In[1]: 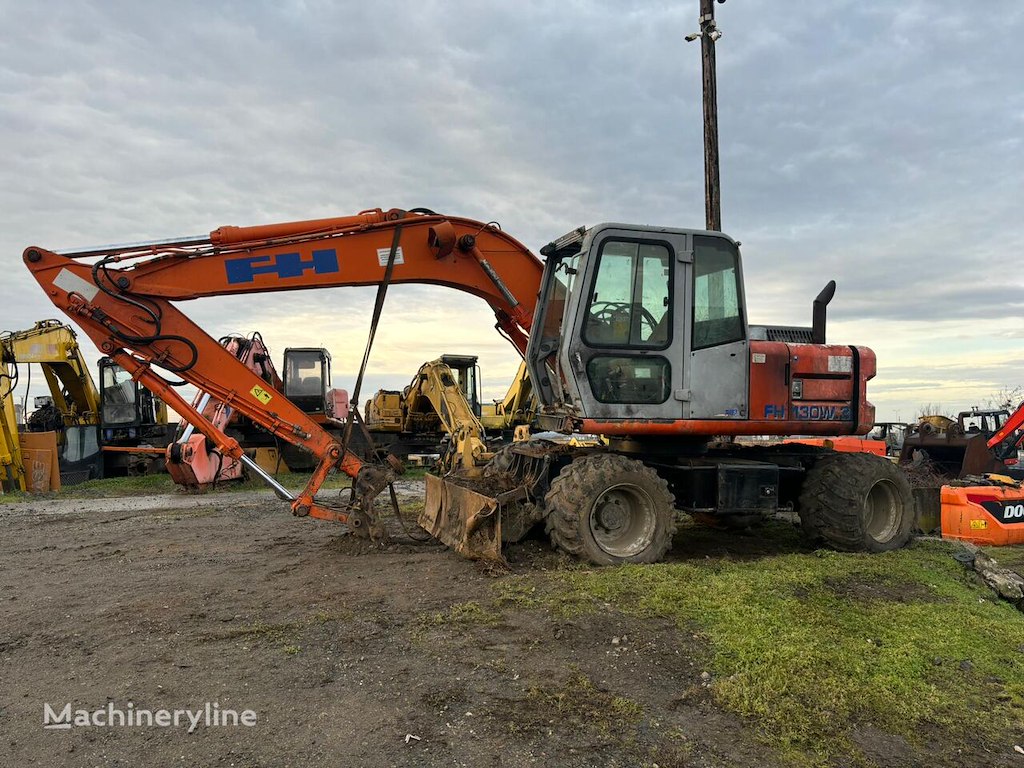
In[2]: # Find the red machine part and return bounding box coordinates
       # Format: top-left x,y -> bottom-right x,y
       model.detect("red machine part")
166,334 -> 281,487
326,389 -> 349,423
987,400 -> 1024,455
24,209 -> 542,524
783,437 -> 887,456
583,341 -> 877,437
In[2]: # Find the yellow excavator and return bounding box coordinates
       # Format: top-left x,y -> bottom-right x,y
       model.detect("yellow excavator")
479,359 -> 535,439
366,356 -> 493,472
1,320 -> 172,491
1,320 -> 102,491
365,355 -> 536,466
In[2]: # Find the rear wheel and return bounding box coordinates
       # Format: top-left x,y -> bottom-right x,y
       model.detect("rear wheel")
545,454 -> 675,565
798,452 -> 914,552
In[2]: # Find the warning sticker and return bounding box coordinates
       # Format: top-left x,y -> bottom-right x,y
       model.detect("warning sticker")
752,353 -> 766,364
250,385 -> 273,405
376,246 -> 405,267
970,519 -> 988,530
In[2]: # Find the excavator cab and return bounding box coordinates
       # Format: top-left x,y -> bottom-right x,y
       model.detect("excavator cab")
438,354 -> 482,418
283,348 -> 332,415
282,347 -> 349,425
98,357 -> 172,476
528,225 -> 749,427
99,358 -> 141,428
99,357 -> 168,437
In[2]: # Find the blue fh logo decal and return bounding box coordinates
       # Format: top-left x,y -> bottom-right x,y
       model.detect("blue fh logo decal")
225,249 -> 339,284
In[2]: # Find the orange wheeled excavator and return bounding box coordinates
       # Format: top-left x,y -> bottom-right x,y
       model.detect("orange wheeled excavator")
24,207 -> 914,563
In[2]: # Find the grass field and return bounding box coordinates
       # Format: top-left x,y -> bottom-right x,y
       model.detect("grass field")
493,538 -> 1024,762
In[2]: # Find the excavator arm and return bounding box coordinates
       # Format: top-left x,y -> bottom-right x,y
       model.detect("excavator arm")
989,400 -> 1024,458
57,208 -> 540,350
401,359 -> 491,473
1,320 -> 101,428
24,208 -> 543,526
1,320 -> 105,492
0,367 -> 25,492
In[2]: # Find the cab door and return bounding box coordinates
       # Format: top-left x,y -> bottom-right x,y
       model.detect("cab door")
685,234 -> 749,419
562,227 -> 688,420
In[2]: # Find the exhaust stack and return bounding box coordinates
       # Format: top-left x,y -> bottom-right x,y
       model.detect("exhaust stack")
812,280 -> 836,345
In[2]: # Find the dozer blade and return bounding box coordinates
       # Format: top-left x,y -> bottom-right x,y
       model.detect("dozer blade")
420,473 -> 503,562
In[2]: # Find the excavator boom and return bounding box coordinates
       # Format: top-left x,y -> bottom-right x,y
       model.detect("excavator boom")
52,208 -> 541,351
988,400 -> 1024,455
1,320 -> 104,491
24,209 -> 543,528
399,358 -> 490,473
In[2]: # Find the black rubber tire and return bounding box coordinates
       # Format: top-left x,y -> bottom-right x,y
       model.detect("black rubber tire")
798,452 -> 914,552
544,454 -> 676,565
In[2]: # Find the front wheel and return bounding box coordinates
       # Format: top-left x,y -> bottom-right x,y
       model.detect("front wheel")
544,454 -> 676,565
798,452 -> 914,552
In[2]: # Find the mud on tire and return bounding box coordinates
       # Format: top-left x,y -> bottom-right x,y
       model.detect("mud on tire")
544,454 -> 676,565
798,452 -> 914,552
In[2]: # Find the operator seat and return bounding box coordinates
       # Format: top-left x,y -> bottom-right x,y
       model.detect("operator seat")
291,376 -> 320,396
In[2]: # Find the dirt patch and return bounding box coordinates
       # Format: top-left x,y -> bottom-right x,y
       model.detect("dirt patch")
411,602 -> 776,768
0,488 -> 1018,767
820,574 -> 944,604
899,461 -> 950,489
0,491 -> 749,767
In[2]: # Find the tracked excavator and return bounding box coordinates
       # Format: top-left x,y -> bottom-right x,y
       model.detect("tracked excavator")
24,208 -> 915,563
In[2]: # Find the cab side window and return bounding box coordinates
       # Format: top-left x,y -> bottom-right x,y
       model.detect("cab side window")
693,236 -> 744,349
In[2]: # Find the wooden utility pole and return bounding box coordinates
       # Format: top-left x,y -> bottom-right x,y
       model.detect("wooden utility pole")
695,0 -> 723,231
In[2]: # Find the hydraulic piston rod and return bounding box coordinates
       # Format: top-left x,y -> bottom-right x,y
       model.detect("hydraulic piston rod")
239,454 -> 295,501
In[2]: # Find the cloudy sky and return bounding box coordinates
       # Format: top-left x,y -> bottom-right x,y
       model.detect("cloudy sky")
1,0 -> 1021,423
